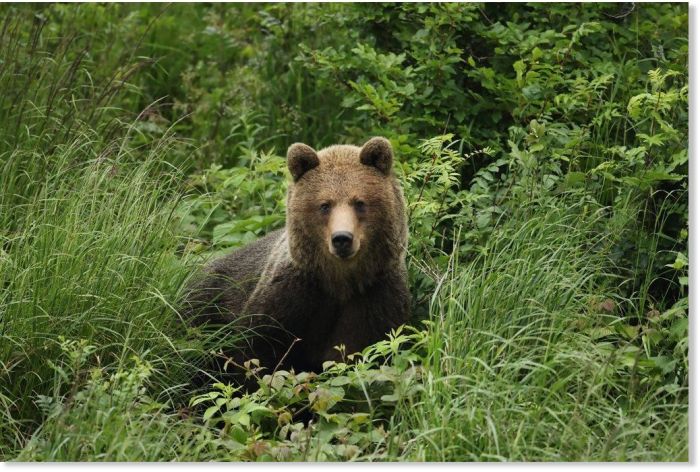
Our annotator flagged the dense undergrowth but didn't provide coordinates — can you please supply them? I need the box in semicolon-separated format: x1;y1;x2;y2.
0;3;688;461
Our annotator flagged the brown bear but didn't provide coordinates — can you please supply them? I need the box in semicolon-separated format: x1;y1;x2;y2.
184;137;410;383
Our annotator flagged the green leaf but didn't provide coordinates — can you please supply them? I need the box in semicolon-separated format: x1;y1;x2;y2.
650;356;677;374
513;60;526;86
330;376;351;387
229;425;248;444
380;393;399;403
309;387;345;412
203;405;219;421
670;318;688;341
564;171;586;187
522;84;542;100
666;252;688;270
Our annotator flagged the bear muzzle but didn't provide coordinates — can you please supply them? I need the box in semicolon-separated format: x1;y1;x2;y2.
331;231;355;259
327;204;361;259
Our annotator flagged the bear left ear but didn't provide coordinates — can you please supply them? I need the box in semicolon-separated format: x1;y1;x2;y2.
287;143;320;182
360;137;393;175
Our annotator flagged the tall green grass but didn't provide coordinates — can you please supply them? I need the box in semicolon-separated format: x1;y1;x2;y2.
0;132;203;456
389;201;688;461
0;11;202;456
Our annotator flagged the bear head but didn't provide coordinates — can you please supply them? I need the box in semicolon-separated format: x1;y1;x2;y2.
285;137;407;295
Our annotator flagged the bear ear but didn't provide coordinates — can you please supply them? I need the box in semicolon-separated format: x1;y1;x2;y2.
359;137;393;175
287;143;319;182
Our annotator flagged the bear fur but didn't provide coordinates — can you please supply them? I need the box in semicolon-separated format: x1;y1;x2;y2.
184;137;410;382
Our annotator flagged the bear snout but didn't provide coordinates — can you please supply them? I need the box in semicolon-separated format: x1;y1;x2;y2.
331;231;354;258
327;204;361;259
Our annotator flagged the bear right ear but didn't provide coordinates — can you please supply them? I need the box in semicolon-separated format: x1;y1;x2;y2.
360;137;393;175
287;143;319;182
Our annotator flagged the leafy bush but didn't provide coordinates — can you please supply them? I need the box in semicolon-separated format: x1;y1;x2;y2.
188;326;425;461
17;342;221;462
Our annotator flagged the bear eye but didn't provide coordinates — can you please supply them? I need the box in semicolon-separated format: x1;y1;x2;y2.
354;200;367;213
319;202;331;214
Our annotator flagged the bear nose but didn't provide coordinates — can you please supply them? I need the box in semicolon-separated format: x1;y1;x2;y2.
331;231;354;256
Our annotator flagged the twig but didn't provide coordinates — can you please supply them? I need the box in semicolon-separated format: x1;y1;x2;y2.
272;337;302;376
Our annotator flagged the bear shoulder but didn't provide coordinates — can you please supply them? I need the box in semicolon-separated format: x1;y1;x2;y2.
183;228;287;325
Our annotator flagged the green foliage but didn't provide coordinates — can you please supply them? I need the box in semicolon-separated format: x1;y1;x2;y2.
17;344;223;461
390;199;687;461
187;326;425;461
176;150;288;254
0;2;687;462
